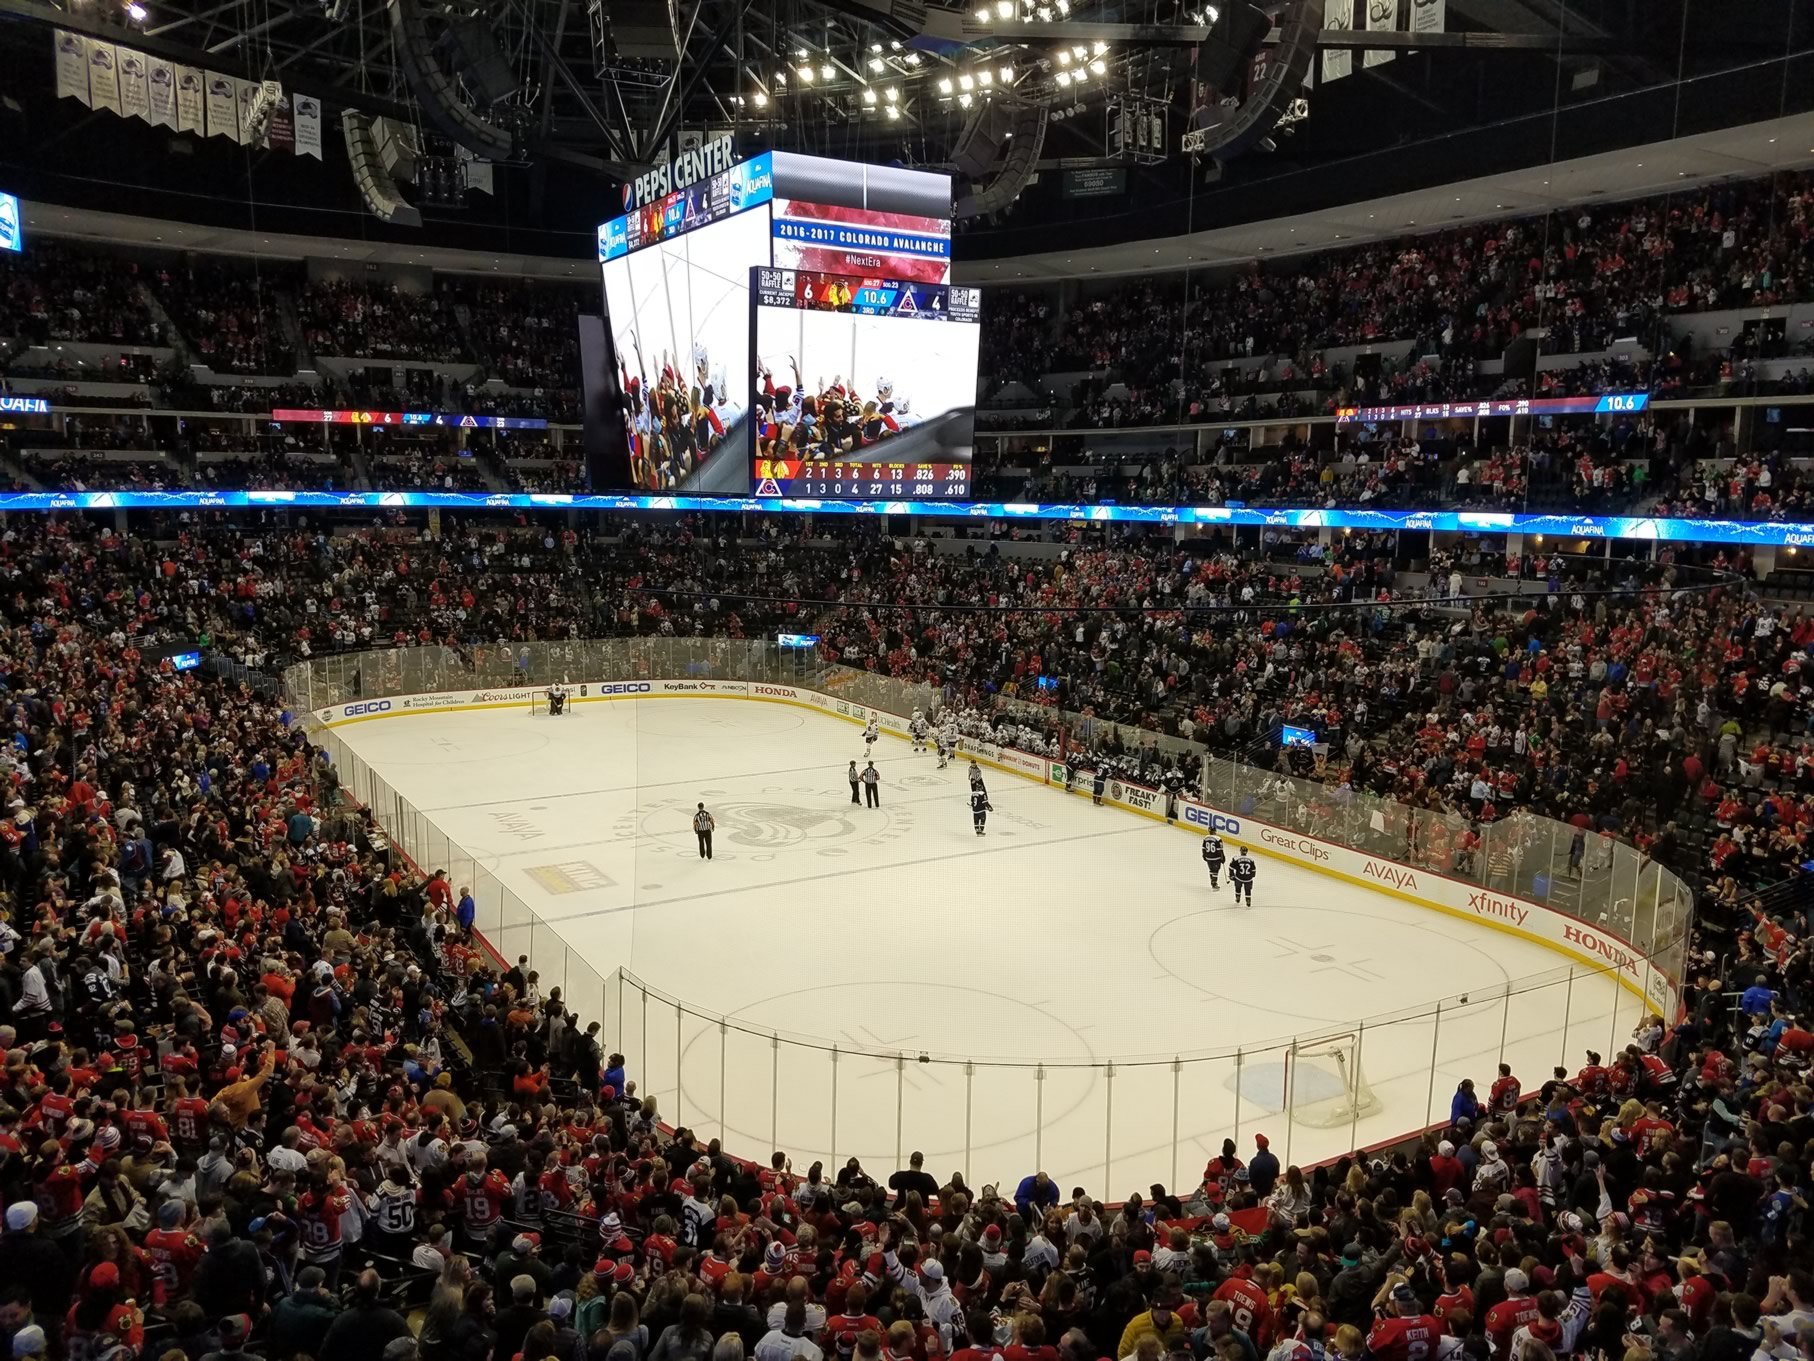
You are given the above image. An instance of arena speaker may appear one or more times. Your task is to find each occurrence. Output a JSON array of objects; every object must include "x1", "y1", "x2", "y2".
[
  {"x1": 608, "y1": 0, "x2": 680, "y2": 58},
  {"x1": 343, "y1": 111, "x2": 424, "y2": 228},
  {"x1": 443, "y1": 15, "x2": 519, "y2": 106},
  {"x1": 1195, "y1": 2, "x2": 1272, "y2": 95},
  {"x1": 373, "y1": 116, "x2": 421, "y2": 183},
  {"x1": 952, "y1": 102, "x2": 1048, "y2": 219},
  {"x1": 1187, "y1": 0, "x2": 1316, "y2": 163},
  {"x1": 387, "y1": 0, "x2": 517, "y2": 162}
]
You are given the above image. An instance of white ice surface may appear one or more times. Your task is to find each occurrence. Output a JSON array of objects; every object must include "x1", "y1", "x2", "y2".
[{"x1": 337, "y1": 697, "x2": 1639, "y2": 1199}]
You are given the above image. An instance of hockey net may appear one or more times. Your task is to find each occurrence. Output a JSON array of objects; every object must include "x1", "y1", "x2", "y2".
[{"x1": 1282, "y1": 1030, "x2": 1380, "y2": 1128}]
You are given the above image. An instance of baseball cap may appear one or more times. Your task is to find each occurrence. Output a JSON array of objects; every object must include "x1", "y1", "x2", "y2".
[
  {"x1": 90, "y1": 1263, "x2": 122, "y2": 1290},
  {"x1": 1504, "y1": 1268, "x2": 1531, "y2": 1293},
  {"x1": 4, "y1": 1202, "x2": 37, "y2": 1231},
  {"x1": 1133, "y1": 1250, "x2": 1153, "y2": 1266},
  {"x1": 11, "y1": 1326, "x2": 46, "y2": 1359},
  {"x1": 920, "y1": 1260, "x2": 944, "y2": 1283}
]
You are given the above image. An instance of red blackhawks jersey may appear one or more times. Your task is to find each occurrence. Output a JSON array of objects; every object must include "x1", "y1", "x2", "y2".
[
  {"x1": 1366, "y1": 1314, "x2": 1440, "y2": 1361},
  {"x1": 1213, "y1": 1278, "x2": 1274, "y2": 1348},
  {"x1": 1485, "y1": 1297, "x2": 1541, "y2": 1359}
]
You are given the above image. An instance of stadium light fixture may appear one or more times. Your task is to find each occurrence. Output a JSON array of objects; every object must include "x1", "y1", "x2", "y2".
[
  {"x1": 938, "y1": 76, "x2": 953, "y2": 93},
  {"x1": 1055, "y1": 0, "x2": 1068, "y2": 10},
  {"x1": 820, "y1": 64, "x2": 835, "y2": 80},
  {"x1": 978, "y1": 69, "x2": 992, "y2": 85},
  {"x1": 958, "y1": 73, "x2": 974, "y2": 89},
  {"x1": 1056, "y1": 69, "x2": 1072, "y2": 84},
  {"x1": 905, "y1": 53, "x2": 920, "y2": 64},
  {"x1": 871, "y1": 42, "x2": 884, "y2": 51},
  {"x1": 885, "y1": 104, "x2": 901, "y2": 119},
  {"x1": 1093, "y1": 39, "x2": 1108, "y2": 53},
  {"x1": 976, "y1": 5, "x2": 989, "y2": 17},
  {"x1": 995, "y1": 0, "x2": 1012, "y2": 16},
  {"x1": 868, "y1": 57, "x2": 885, "y2": 72},
  {"x1": 753, "y1": 91, "x2": 769, "y2": 107},
  {"x1": 1070, "y1": 44, "x2": 1086, "y2": 58},
  {"x1": 125, "y1": 2, "x2": 148, "y2": 18},
  {"x1": 958, "y1": 91, "x2": 973, "y2": 107},
  {"x1": 798, "y1": 66, "x2": 813, "y2": 81},
  {"x1": 1056, "y1": 49, "x2": 1070, "y2": 64},
  {"x1": 862, "y1": 87, "x2": 877, "y2": 104},
  {"x1": 884, "y1": 86, "x2": 899, "y2": 101},
  {"x1": 1000, "y1": 64, "x2": 1014, "y2": 80},
  {"x1": 1089, "y1": 57, "x2": 1105, "y2": 73}
]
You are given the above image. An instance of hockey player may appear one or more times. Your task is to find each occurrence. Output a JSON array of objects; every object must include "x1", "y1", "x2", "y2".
[
  {"x1": 971, "y1": 787, "x2": 992, "y2": 836},
  {"x1": 967, "y1": 758, "x2": 984, "y2": 791},
  {"x1": 935, "y1": 730, "x2": 953, "y2": 769},
  {"x1": 910, "y1": 709, "x2": 929, "y2": 754},
  {"x1": 1063, "y1": 754, "x2": 1079, "y2": 793},
  {"x1": 1230, "y1": 846, "x2": 1257, "y2": 906},
  {"x1": 1163, "y1": 768, "x2": 1185, "y2": 822},
  {"x1": 863, "y1": 713, "x2": 880, "y2": 756},
  {"x1": 1091, "y1": 765, "x2": 1107, "y2": 806},
  {"x1": 546, "y1": 682, "x2": 567, "y2": 716},
  {"x1": 848, "y1": 760, "x2": 861, "y2": 805},
  {"x1": 1201, "y1": 830, "x2": 1227, "y2": 890}
]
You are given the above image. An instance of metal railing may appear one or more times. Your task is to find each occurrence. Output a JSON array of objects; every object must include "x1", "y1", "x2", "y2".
[{"x1": 283, "y1": 639, "x2": 1691, "y2": 1198}]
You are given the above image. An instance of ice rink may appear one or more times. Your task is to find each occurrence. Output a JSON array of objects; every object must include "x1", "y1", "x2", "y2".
[{"x1": 336, "y1": 695, "x2": 1643, "y2": 1197}]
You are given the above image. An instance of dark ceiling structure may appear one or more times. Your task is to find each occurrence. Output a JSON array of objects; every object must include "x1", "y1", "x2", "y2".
[{"x1": 0, "y1": 0, "x2": 1806, "y2": 257}]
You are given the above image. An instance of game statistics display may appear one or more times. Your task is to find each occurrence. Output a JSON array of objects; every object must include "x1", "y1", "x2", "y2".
[{"x1": 750, "y1": 268, "x2": 981, "y2": 499}]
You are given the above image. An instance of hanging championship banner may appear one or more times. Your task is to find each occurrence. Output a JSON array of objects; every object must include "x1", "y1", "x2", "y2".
[
  {"x1": 86, "y1": 39, "x2": 122, "y2": 114},
  {"x1": 1363, "y1": 0, "x2": 1396, "y2": 67},
  {"x1": 1409, "y1": 0, "x2": 1444, "y2": 33},
  {"x1": 54, "y1": 30, "x2": 90, "y2": 104},
  {"x1": 266, "y1": 92, "x2": 294, "y2": 153},
  {"x1": 293, "y1": 94, "x2": 323, "y2": 158},
  {"x1": 119, "y1": 49, "x2": 151, "y2": 121},
  {"x1": 176, "y1": 65, "x2": 204, "y2": 133},
  {"x1": 204, "y1": 70, "x2": 239, "y2": 140},
  {"x1": 1321, "y1": 0, "x2": 1352, "y2": 82},
  {"x1": 147, "y1": 56, "x2": 177, "y2": 127}
]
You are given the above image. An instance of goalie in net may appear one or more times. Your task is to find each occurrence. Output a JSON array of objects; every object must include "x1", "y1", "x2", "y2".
[
  {"x1": 532, "y1": 682, "x2": 572, "y2": 716},
  {"x1": 1283, "y1": 1030, "x2": 1380, "y2": 1128}
]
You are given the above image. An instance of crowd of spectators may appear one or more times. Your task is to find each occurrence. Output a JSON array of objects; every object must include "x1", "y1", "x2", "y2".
[
  {"x1": 16, "y1": 452, "x2": 185, "y2": 490},
  {"x1": 298, "y1": 283, "x2": 467, "y2": 364},
  {"x1": 151, "y1": 261, "x2": 298, "y2": 377},
  {"x1": 0, "y1": 241, "x2": 163, "y2": 348},
  {"x1": 443, "y1": 280, "x2": 586, "y2": 391},
  {"x1": 980, "y1": 172, "x2": 1814, "y2": 415},
  {"x1": 0, "y1": 509, "x2": 1807, "y2": 1361}
]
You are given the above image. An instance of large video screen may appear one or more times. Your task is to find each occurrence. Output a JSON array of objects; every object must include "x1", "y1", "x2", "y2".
[
  {"x1": 770, "y1": 198, "x2": 951, "y2": 284},
  {"x1": 750, "y1": 268, "x2": 980, "y2": 498}
]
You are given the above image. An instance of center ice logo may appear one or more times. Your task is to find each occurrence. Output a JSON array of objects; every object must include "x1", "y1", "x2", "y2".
[{"x1": 617, "y1": 788, "x2": 914, "y2": 861}]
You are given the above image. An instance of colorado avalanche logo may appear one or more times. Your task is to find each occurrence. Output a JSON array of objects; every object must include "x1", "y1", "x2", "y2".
[
  {"x1": 90, "y1": 46, "x2": 114, "y2": 72},
  {"x1": 297, "y1": 97, "x2": 318, "y2": 117},
  {"x1": 59, "y1": 32, "x2": 82, "y2": 55}
]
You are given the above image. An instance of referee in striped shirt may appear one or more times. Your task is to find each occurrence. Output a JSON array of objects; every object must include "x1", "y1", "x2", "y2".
[{"x1": 693, "y1": 803, "x2": 715, "y2": 859}]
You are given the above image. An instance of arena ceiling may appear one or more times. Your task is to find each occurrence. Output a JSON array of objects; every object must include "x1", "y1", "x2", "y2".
[{"x1": 0, "y1": 0, "x2": 1806, "y2": 250}]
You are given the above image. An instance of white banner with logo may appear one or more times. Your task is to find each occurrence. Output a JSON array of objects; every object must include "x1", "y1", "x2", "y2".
[
  {"x1": 1363, "y1": 0, "x2": 1396, "y2": 67},
  {"x1": 119, "y1": 48, "x2": 150, "y2": 121},
  {"x1": 146, "y1": 55, "x2": 177, "y2": 127},
  {"x1": 86, "y1": 39, "x2": 122, "y2": 115},
  {"x1": 176, "y1": 66, "x2": 204, "y2": 133},
  {"x1": 1409, "y1": 0, "x2": 1444, "y2": 33},
  {"x1": 54, "y1": 30, "x2": 90, "y2": 104},
  {"x1": 1321, "y1": 0, "x2": 1352, "y2": 82},
  {"x1": 293, "y1": 94, "x2": 323, "y2": 159},
  {"x1": 204, "y1": 70, "x2": 239, "y2": 141}
]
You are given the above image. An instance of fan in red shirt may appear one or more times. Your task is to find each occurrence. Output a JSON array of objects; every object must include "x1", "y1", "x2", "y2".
[
  {"x1": 1213, "y1": 1274, "x2": 1274, "y2": 1348},
  {"x1": 144, "y1": 1202, "x2": 208, "y2": 1305},
  {"x1": 1484, "y1": 1270, "x2": 1540, "y2": 1359},
  {"x1": 1488, "y1": 1064, "x2": 1522, "y2": 1115},
  {"x1": 457, "y1": 1161, "x2": 512, "y2": 1245},
  {"x1": 166, "y1": 1080, "x2": 211, "y2": 1150},
  {"x1": 1367, "y1": 1282, "x2": 1440, "y2": 1361}
]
